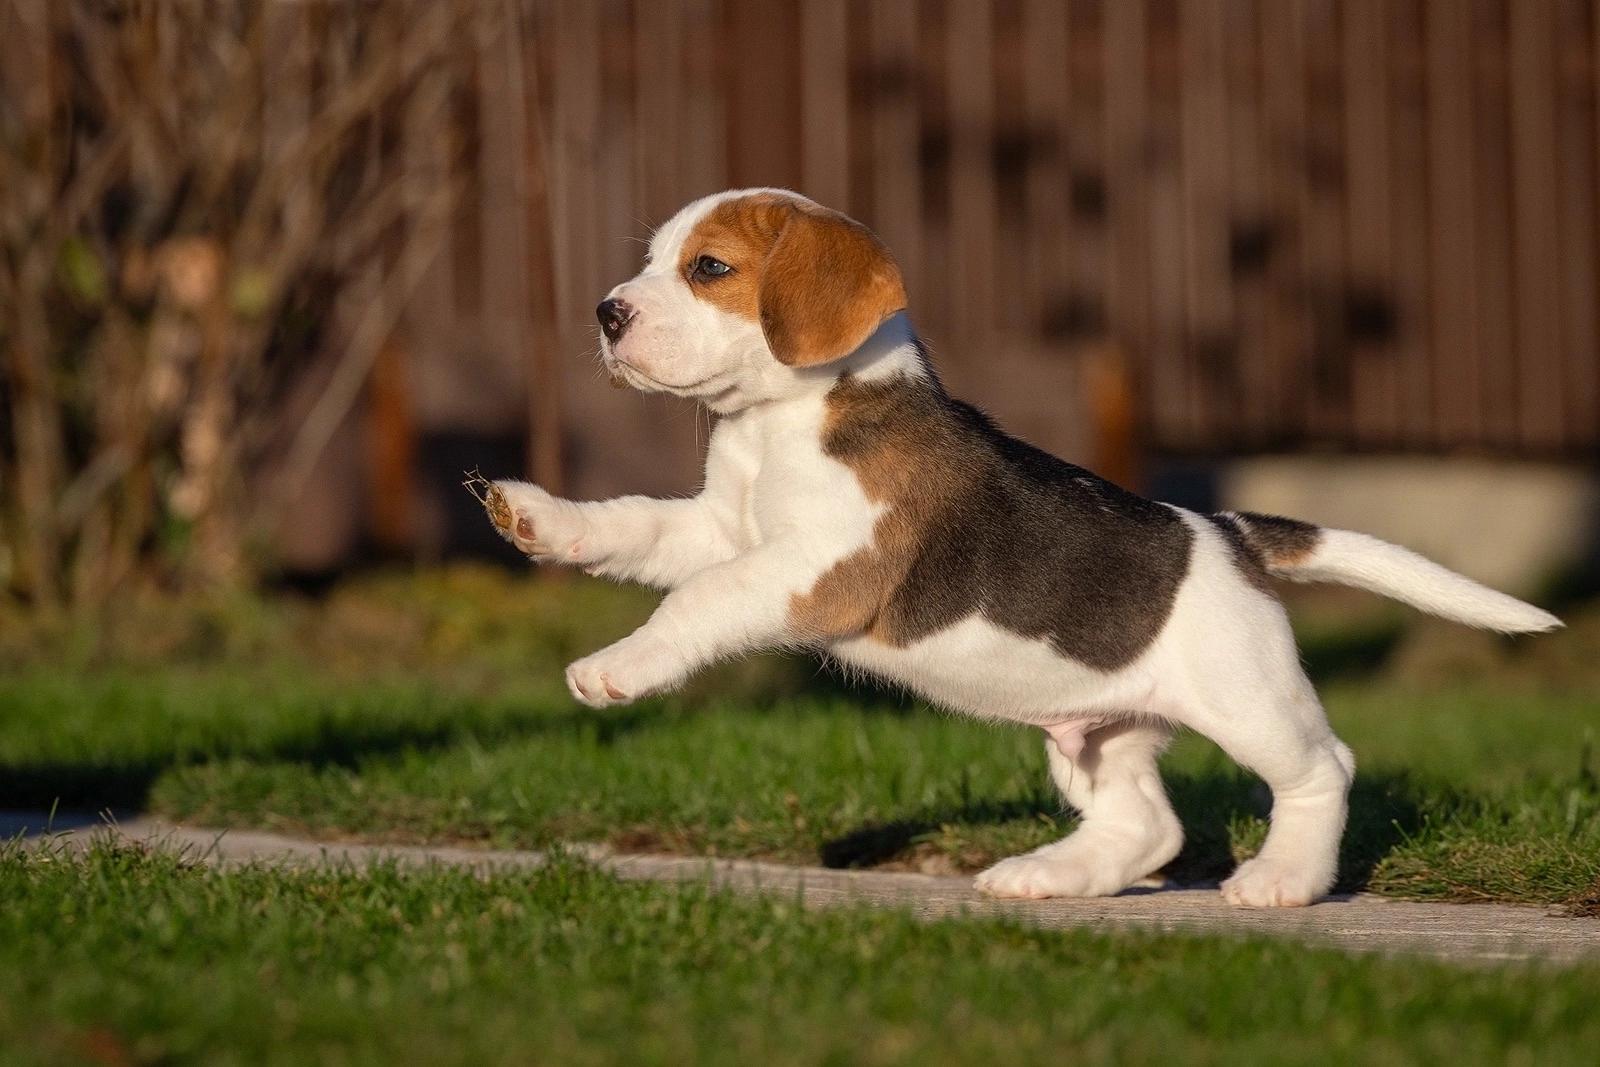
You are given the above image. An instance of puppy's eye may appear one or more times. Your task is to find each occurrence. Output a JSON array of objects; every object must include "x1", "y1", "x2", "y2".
[{"x1": 692, "y1": 255, "x2": 732, "y2": 279}]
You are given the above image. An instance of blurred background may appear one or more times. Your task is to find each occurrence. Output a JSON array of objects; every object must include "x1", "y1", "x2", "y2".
[{"x1": 3, "y1": 0, "x2": 1599, "y2": 613}]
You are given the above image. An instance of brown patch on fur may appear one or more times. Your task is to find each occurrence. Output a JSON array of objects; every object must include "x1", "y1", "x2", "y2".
[
  {"x1": 1209, "y1": 512, "x2": 1322, "y2": 589},
  {"x1": 788, "y1": 375, "x2": 955, "y2": 641},
  {"x1": 1235, "y1": 512, "x2": 1322, "y2": 568},
  {"x1": 682, "y1": 193, "x2": 907, "y2": 366},
  {"x1": 789, "y1": 374, "x2": 1194, "y2": 670}
]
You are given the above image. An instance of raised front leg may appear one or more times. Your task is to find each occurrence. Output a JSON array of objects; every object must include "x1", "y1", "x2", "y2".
[
  {"x1": 485, "y1": 479, "x2": 739, "y2": 589},
  {"x1": 563, "y1": 542, "x2": 805, "y2": 708}
]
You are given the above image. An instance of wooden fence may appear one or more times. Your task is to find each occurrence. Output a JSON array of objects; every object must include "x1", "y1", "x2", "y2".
[
  {"x1": 13, "y1": 0, "x2": 1575, "y2": 565},
  {"x1": 403, "y1": 0, "x2": 1600, "y2": 524}
]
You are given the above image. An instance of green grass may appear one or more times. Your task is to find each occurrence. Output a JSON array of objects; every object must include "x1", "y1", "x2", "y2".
[
  {"x1": 3, "y1": 841, "x2": 1599, "y2": 1067},
  {"x1": 2, "y1": 568, "x2": 1597, "y2": 906}
]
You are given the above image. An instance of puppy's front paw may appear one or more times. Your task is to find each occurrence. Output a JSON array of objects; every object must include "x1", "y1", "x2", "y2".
[
  {"x1": 477, "y1": 479, "x2": 587, "y2": 563},
  {"x1": 565, "y1": 632, "x2": 683, "y2": 709}
]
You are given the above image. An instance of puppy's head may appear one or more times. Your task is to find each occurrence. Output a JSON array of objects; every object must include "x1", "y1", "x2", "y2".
[{"x1": 596, "y1": 190, "x2": 907, "y2": 406}]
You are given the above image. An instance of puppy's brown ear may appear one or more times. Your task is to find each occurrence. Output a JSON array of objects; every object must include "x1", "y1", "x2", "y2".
[{"x1": 757, "y1": 206, "x2": 907, "y2": 367}]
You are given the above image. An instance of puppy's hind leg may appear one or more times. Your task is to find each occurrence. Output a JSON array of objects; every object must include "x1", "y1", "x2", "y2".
[
  {"x1": 976, "y1": 721, "x2": 1184, "y2": 899},
  {"x1": 1186, "y1": 670, "x2": 1355, "y2": 908}
]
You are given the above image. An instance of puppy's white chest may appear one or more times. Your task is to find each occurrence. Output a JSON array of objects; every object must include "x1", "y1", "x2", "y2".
[{"x1": 719, "y1": 398, "x2": 880, "y2": 555}]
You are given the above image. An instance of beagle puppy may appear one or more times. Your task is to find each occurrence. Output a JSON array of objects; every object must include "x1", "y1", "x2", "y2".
[{"x1": 478, "y1": 189, "x2": 1560, "y2": 907}]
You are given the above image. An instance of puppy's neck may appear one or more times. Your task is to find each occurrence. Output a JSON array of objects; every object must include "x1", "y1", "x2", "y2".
[
  {"x1": 830, "y1": 311, "x2": 928, "y2": 383},
  {"x1": 708, "y1": 311, "x2": 929, "y2": 416}
]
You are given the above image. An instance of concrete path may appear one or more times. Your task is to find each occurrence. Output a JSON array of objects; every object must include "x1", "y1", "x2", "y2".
[{"x1": 7, "y1": 812, "x2": 1597, "y2": 966}]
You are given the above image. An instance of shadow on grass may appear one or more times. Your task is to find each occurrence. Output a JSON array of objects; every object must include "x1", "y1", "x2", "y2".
[
  {"x1": 0, "y1": 706, "x2": 665, "y2": 813},
  {"x1": 1164, "y1": 770, "x2": 1430, "y2": 892},
  {"x1": 1297, "y1": 621, "x2": 1407, "y2": 684},
  {"x1": 0, "y1": 661, "x2": 927, "y2": 825},
  {"x1": 820, "y1": 769, "x2": 1432, "y2": 894},
  {"x1": 819, "y1": 795, "x2": 1054, "y2": 869}
]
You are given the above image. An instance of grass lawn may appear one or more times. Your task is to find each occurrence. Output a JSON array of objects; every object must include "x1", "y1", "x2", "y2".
[
  {"x1": 4, "y1": 840, "x2": 1599, "y2": 1067},
  {"x1": 3, "y1": 568, "x2": 1597, "y2": 907},
  {"x1": 4, "y1": 568, "x2": 1599, "y2": 1062}
]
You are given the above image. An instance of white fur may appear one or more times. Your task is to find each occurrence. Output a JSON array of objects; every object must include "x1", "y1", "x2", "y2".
[
  {"x1": 1262, "y1": 524, "x2": 1563, "y2": 634},
  {"x1": 488, "y1": 189, "x2": 1556, "y2": 909}
]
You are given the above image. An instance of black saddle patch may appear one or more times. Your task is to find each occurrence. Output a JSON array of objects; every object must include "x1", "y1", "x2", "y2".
[{"x1": 815, "y1": 375, "x2": 1195, "y2": 672}]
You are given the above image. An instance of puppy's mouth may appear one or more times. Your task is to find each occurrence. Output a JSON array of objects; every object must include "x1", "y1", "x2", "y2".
[{"x1": 600, "y1": 346, "x2": 725, "y2": 397}]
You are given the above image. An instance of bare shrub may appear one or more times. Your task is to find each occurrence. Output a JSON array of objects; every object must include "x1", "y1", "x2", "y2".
[{"x1": 0, "y1": 0, "x2": 477, "y2": 610}]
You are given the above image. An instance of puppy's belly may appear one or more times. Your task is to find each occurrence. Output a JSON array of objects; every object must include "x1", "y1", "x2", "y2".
[{"x1": 828, "y1": 614, "x2": 1158, "y2": 725}]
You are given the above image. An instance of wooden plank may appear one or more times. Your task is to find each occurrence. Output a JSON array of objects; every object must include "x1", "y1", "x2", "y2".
[
  {"x1": 1103, "y1": 0, "x2": 1153, "y2": 424},
  {"x1": 1471, "y1": 0, "x2": 1518, "y2": 448},
  {"x1": 1179, "y1": 0, "x2": 1233, "y2": 442},
  {"x1": 1010, "y1": 0, "x2": 1087, "y2": 464},
  {"x1": 1299, "y1": 0, "x2": 1349, "y2": 441},
  {"x1": 512, "y1": 0, "x2": 566, "y2": 496},
  {"x1": 1508, "y1": 0, "x2": 1566, "y2": 449},
  {"x1": 597, "y1": 0, "x2": 637, "y2": 291},
  {"x1": 545, "y1": 0, "x2": 621, "y2": 497},
  {"x1": 1219, "y1": 0, "x2": 1270, "y2": 442},
  {"x1": 1259, "y1": 0, "x2": 1311, "y2": 444},
  {"x1": 723, "y1": 0, "x2": 802, "y2": 189},
  {"x1": 1024, "y1": 0, "x2": 1075, "y2": 342},
  {"x1": 1051, "y1": 1, "x2": 1123, "y2": 472},
  {"x1": 916, "y1": 1, "x2": 952, "y2": 334},
  {"x1": 1425, "y1": 0, "x2": 1478, "y2": 448},
  {"x1": 1388, "y1": 0, "x2": 1434, "y2": 450},
  {"x1": 1260, "y1": 0, "x2": 1312, "y2": 444},
  {"x1": 1021, "y1": 0, "x2": 1071, "y2": 334},
  {"x1": 1592, "y1": 0, "x2": 1600, "y2": 447},
  {"x1": 634, "y1": 0, "x2": 686, "y2": 226},
  {"x1": 945, "y1": 0, "x2": 996, "y2": 344},
  {"x1": 991, "y1": 0, "x2": 1028, "y2": 234},
  {"x1": 611, "y1": 4, "x2": 700, "y2": 494},
  {"x1": 1557, "y1": 0, "x2": 1599, "y2": 449},
  {"x1": 1064, "y1": 0, "x2": 1110, "y2": 354},
  {"x1": 869, "y1": 0, "x2": 923, "y2": 303},
  {"x1": 680, "y1": 0, "x2": 726, "y2": 198},
  {"x1": 1144, "y1": 0, "x2": 1189, "y2": 447},
  {"x1": 550, "y1": 0, "x2": 600, "y2": 341},
  {"x1": 1343, "y1": 0, "x2": 1400, "y2": 444},
  {"x1": 800, "y1": 0, "x2": 851, "y2": 208}
]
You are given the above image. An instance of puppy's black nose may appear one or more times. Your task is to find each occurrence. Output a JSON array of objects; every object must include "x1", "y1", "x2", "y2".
[{"x1": 596, "y1": 298, "x2": 634, "y2": 342}]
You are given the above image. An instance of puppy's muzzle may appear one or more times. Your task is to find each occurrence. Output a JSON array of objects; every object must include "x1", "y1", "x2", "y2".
[{"x1": 596, "y1": 298, "x2": 635, "y2": 343}]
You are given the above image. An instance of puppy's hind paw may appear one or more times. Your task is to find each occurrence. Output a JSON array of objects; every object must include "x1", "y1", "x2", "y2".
[
  {"x1": 1220, "y1": 857, "x2": 1324, "y2": 908},
  {"x1": 975, "y1": 852, "x2": 1120, "y2": 899}
]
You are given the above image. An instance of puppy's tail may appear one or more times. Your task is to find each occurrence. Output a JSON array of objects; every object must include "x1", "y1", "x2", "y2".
[{"x1": 1221, "y1": 511, "x2": 1563, "y2": 634}]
